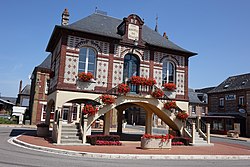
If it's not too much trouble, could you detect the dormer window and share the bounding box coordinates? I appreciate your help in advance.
[224,84,229,89]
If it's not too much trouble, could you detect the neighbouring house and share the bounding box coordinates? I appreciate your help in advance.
[0,96,16,116]
[43,9,197,144]
[207,73,250,137]
[29,54,52,125]
[16,81,31,124]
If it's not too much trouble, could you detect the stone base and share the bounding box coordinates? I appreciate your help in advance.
[141,138,172,149]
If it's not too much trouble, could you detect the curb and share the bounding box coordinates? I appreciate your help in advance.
[211,135,250,142]
[9,136,250,160]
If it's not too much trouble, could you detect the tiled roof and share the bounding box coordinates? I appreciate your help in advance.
[62,13,196,55]
[208,73,250,94]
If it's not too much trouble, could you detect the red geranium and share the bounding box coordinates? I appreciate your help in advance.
[78,72,94,82]
[118,83,130,95]
[163,83,176,91]
[82,104,98,116]
[151,88,164,98]
[176,111,189,121]
[142,134,174,142]
[145,78,156,86]
[130,76,142,85]
[100,94,115,105]
[164,101,177,110]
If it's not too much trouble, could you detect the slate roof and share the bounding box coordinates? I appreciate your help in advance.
[188,88,203,103]
[0,97,16,105]
[20,85,31,95]
[37,54,51,69]
[208,73,250,94]
[53,13,196,55]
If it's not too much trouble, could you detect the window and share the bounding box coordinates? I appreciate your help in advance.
[78,47,96,76]
[192,106,196,114]
[219,98,224,107]
[239,96,244,105]
[45,79,49,95]
[162,59,175,84]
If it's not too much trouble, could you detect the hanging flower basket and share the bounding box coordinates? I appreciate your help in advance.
[151,88,164,98]
[118,83,130,95]
[164,101,178,110]
[82,104,98,116]
[141,134,173,149]
[100,94,116,105]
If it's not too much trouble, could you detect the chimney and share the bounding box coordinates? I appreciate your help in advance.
[61,8,69,25]
[19,80,22,94]
[163,32,168,39]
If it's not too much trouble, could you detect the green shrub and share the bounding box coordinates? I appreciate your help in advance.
[0,117,15,124]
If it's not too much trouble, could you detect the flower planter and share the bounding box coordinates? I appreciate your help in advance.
[141,138,172,149]
[76,79,96,90]
[37,127,49,137]
[164,91,176,99]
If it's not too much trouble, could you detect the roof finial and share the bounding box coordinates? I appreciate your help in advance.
[155,14,158,32]
[61,8,69,25]
[163,32,168,39]
[95,7,97,13]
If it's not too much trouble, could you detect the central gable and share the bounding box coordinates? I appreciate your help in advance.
[117,14,144,47]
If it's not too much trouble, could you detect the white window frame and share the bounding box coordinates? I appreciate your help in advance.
[239,96,244,105]
[78,47,96,76]
[162,59,176,84]
[219,98,224,107]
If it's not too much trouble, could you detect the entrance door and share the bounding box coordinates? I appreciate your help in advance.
[62,107,69,123]
[123,54,140,92]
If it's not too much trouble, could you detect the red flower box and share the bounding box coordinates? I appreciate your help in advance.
[78,72,94,82]
[164,101,177,110]
[142,134,174,142]
[151,88,164,98]
[100,94,115,105]
[82,104,98,116]
[163,83,176,91]
[176,111,189,121]
[118,83,130,95]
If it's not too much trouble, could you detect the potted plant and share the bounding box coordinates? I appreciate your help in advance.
[162,83,177,99]
[145,78,156,86]
[77,72,96,90]
[78,72,94,82]
[141,134,173,149]
[100,94,116,105]
[36,123,49,137]
[176,111,189,121]
[164,101,177,110]
[118,83,130,95]
[82,104,98,116]
[151,88,164,98]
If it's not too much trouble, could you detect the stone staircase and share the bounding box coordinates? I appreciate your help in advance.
[191,130,214,146]
[61,123,82,145]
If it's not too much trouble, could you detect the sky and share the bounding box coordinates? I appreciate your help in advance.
[0,0,249,97]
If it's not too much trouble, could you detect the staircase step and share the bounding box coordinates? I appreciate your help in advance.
[61,139,82,144]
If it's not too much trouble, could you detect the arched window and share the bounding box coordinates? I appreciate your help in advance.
[78,47,96,76]
[162,59,175,84]
[123,54,140,82]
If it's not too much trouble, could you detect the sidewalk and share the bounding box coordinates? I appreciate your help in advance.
[9,127,250,160]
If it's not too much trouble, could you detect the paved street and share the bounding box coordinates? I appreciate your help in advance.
[0,127,250,167]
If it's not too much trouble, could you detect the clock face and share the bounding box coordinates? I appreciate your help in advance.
[128,24,139,41]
